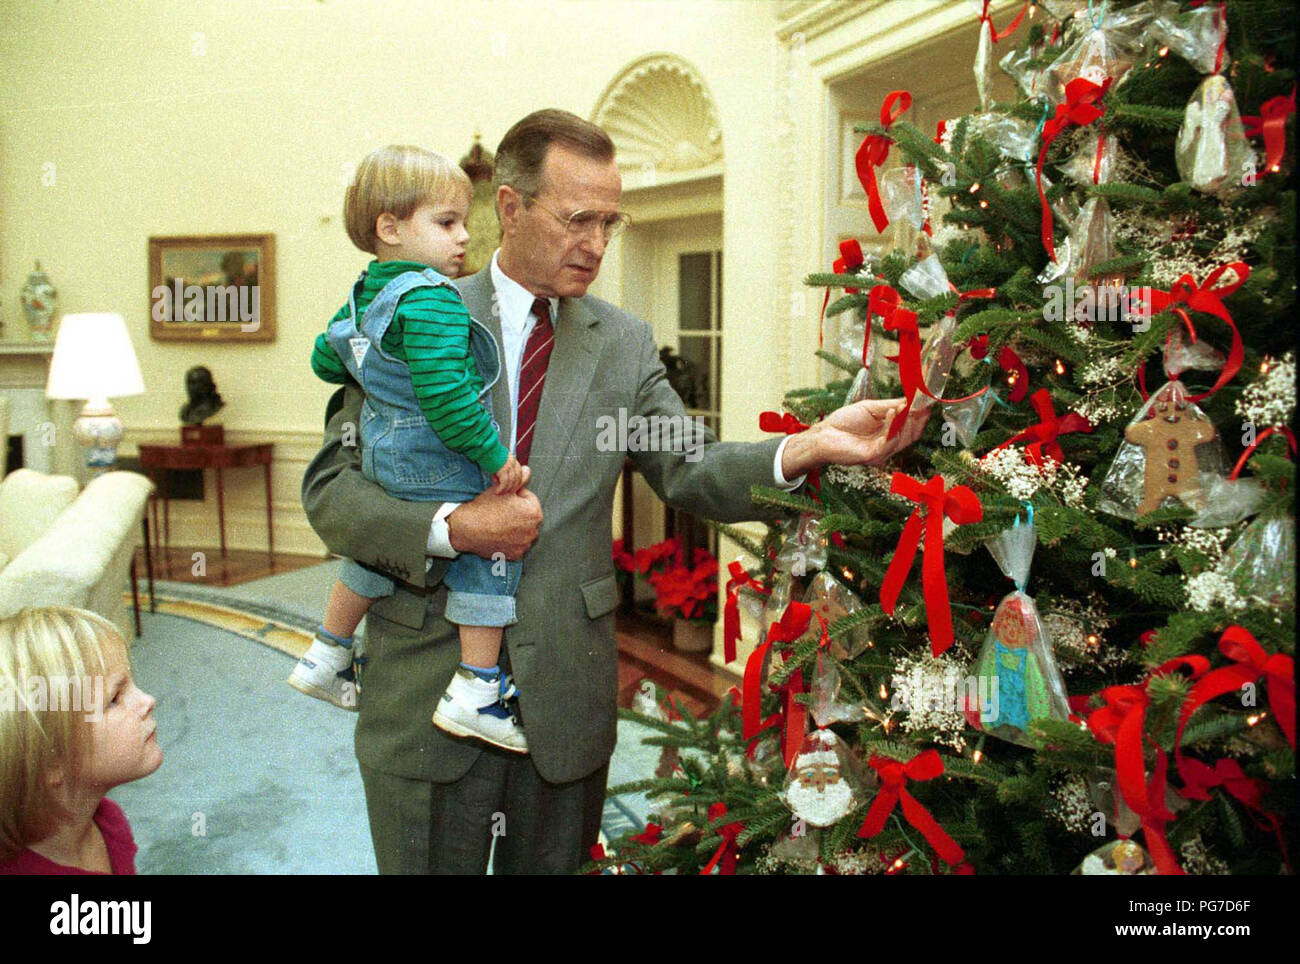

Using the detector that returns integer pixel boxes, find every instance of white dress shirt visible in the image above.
[427,250,803,559]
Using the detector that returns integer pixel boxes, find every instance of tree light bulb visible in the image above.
[1260,360,1271,373]
[1087,634,1099,648]
[879,684,889,699]
[1055,359,1066,375]
[1159,46,1169,57]
[979,200,989,209]
[973,749,984,764]
[1129,556,1138,568]
[969,182,981,194]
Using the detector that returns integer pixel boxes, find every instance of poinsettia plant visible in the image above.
[613,537,718,623]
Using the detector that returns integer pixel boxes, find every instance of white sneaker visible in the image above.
[288,636,359,711]
[432,669,528,754]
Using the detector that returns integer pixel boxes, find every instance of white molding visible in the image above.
[592,53,725,181]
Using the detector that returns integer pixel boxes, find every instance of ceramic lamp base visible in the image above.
[73,398,124,469]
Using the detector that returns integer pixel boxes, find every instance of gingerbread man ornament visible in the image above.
[1124,385,1217,514]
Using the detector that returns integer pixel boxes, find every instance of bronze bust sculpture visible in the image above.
[179,365,225,424]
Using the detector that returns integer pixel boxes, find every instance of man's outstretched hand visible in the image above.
[779,398,930,480]
[446,485,542,560]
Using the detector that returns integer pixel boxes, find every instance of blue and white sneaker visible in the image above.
[432,668,528,753]
[288,635,359,711]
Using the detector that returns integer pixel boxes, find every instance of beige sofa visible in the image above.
[0,468,154,640]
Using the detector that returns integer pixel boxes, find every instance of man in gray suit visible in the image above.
[302,109,927,873]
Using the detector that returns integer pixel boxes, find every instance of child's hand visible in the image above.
[492,455,527,494]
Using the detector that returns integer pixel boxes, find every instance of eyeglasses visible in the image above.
[527,196,631,241]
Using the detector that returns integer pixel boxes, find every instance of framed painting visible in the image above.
[148,234,275,342]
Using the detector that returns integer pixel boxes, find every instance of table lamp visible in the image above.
[45,312,146,470]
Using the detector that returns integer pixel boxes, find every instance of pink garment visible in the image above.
[0,797,138,875]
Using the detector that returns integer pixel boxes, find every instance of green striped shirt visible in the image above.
[310,260,509,474]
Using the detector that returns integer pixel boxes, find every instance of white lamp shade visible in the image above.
[46,312,146,400]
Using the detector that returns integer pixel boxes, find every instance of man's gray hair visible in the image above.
[493,109,616,213]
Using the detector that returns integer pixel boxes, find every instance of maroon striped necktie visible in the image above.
[515,297,555,466]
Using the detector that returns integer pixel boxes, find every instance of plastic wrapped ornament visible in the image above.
[1098,332,1231,520]
[1149,0,1226,75]
[1076,839,1156,875]
[761,570,794,639]
[968,111,1041,163]
[1189,473,1267,528]
[804,570,872,660]
[774,513,829,577]
[782,728,865,827]
[1177,74,1254,196]
[898,254,962,411]
[1000,42,1055,103]
[1221,507,1295,608]
[964,517,1071,746]
[877,164,925,255]
[1047,0,1155,98]
[1099,381,1228,519]
[943,390,996,448]
[810,649,881,728]
[974,9,996,113]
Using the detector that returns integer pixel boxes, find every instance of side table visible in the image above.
[137,442,274,559]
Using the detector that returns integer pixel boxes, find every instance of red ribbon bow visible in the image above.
[741,601,812,768]
[990,388,1093,466]
[858,751,966,867]
[969,336,1029,403]
[1177,626,1296,754]
[1130,262,1247,403]
[1036,77,1111,261]
[1242,86,1296,175]
[856,90,912,234]
[819,239,867,348]
[879,473,983,655]
[1179,756,1289,870]
[723,561,770,664]
[759,411,810,435]
[701,803,744,875]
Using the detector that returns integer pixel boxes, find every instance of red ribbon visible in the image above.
[819,238,866,348]
[759,411,810,435]
[1135,752,1184,875]
[1131,263,1247,403]
[980,0,1027,42]
[878,473,982,655]
[700,802,744,875]
[1036,77,1111,261]
[1177,626,1296,753]
[855,90,912,234]
[723,561,770,664]
[1242,86,1296,174]
[1179,756,1290,870]
[741,600,813,767]
[989,388,1093,466]
[969,336,1029,403]
[1230,425,1297,480]
[858,751,966,867]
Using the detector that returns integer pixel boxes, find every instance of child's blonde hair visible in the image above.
[0,607,125,862]
[344,145,472,254]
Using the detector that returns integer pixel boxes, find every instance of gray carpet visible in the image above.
[111,562,658,873]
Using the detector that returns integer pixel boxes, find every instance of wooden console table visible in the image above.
[137,442,274,559]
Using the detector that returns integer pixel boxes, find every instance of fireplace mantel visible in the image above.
[0,341,78,477]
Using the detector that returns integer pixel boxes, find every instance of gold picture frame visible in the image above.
[148,234,275,342]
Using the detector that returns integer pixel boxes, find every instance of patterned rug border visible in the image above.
[127,591,314,660]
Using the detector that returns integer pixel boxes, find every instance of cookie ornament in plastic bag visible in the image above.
[964,512,1071,746]
[775,513,829,577]
[1163,4,1252,195]
[1047,0,1154,98]
[877,164,925,255]
[811,649,882,728]
[1075,839,1156,875]
[1098,331,1231,520]
[782,728,866,828]
[1178,74,1254,196]
[804,570,872,660]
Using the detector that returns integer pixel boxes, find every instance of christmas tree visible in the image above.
[593,0,1295,876]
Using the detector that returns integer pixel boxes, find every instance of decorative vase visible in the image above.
[20,261,58,342]
[672,619,714,653]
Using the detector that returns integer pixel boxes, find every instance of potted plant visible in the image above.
[613,537,718,652]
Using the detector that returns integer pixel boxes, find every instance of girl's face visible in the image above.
[80,645,162,792]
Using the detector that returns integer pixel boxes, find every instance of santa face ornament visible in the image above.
[1177,74,1253,195]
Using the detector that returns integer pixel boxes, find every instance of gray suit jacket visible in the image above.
[301,267,784,784]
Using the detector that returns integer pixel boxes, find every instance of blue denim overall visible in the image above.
[326,267,521,627]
